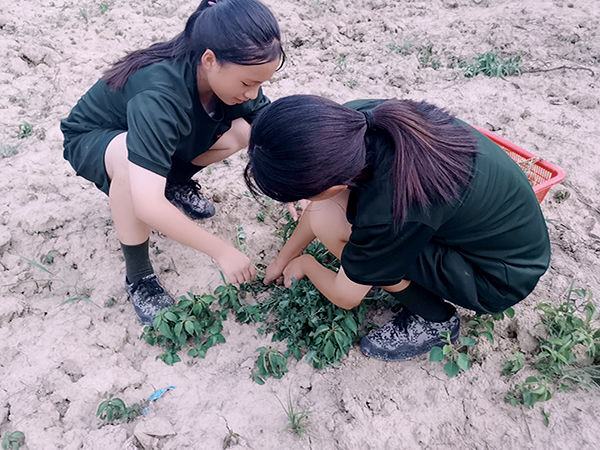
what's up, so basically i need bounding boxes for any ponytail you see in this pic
[103,0,284,91]
[368,100,478,225]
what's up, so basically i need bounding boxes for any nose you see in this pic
[244,85,260,100]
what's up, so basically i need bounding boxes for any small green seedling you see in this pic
[467,308,514,346]
[252,347,289,384]
[235,225,248,254]
[20,255,93,305]
[1,431,25,450]
[0,143,19,158]
[96,393,147,423]
[460,51,521,79]
[429,332,476,378]
[502,351,525,376]
[277,394,311,437]
[18,122,33,139]
[505,376,553,407]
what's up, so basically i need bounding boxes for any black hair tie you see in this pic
[362,110,375,130]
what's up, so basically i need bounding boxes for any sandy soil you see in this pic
[1,0,600,449]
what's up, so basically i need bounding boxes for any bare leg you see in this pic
[104,133,151,245]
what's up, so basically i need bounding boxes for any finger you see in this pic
[287,203,298,221]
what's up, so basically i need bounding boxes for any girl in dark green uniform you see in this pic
[245,95,551,361]
[61,0,284,325]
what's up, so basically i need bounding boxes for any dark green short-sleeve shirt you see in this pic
[340,100,550,311]
[61,60,269,188]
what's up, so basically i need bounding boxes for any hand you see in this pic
[282,254,310,288]
[264,258,286,285]
[215,247,256,284]
[286,200,310,221]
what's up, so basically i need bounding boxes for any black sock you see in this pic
[390,283,455,322]
[121,239,153,284]
[167,163,204,184]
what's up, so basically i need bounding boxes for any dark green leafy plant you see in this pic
[96,393,147,423]
[141,293,227,365]
[1,431,25,450]
[429,332,477,378]
[506,286,600,410]
[252,347,289,384]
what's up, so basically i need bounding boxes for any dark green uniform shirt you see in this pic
[341,100,550,313]
[61,59,269,192]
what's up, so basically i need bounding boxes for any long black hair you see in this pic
[245,95,479,226]
[103,0,284,91]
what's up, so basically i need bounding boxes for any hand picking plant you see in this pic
[251,347,289,385]
[141,293,227,365]
[96,392,147,424]
[429,332,477,378]
[1,431,25,450]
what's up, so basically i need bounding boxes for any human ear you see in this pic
[200,49,219,71]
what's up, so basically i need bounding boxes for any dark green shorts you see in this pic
[62,128,124,195]
[405,242,534,314]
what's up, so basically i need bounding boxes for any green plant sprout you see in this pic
[1,431,25,450]
[502,351,524,376]
[252,347,289,384]
[429,332,477,378]
[468,307,515,345]
[0,143,20,158]
[459,50,521,79]
[20,255,93,305]
[141,293,227,365]
[505,376,553,407]
[18,122,33,139]
[505,285,600,410]
[277,393,311,437]
[235,225,248,254]
[96,393,147,423]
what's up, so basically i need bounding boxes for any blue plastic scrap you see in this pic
[143,386,176,415]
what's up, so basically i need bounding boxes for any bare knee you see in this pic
[104,132,129,182]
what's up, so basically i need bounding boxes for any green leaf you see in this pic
[505,307,515,319]
[457,352,470,371]
[343,316,358,334]
[21,256,54,274]
[429,346,444,362]
[460,337,477,347]
[323,341,335,360]
[481,331,494,345]
[444,361,460,378]
[252,375,265,385]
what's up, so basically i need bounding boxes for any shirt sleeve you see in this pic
[125,90,192,177]
[341,221,436,286]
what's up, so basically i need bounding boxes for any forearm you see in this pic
[298,255,368,310]
[274,214,317,266]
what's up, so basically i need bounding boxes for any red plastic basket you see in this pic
[473,126,566,204]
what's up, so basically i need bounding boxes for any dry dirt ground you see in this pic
[1,0,600,449]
